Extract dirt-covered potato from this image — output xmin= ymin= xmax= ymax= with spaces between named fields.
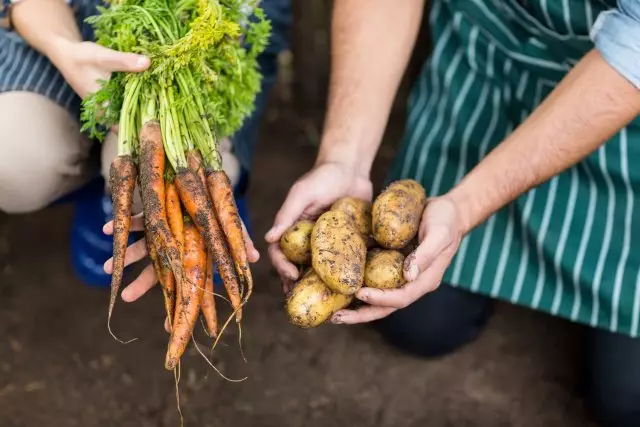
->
xmin=280 ymin=219 xmax=315 ymax=264
xmin=285 ymin=269 xmax=353 ymax=328
xmin=311 ymin=210 xmax=367 ymax=295
xmin=364 ymin=248 xmax=406 ymax=289
xmin=331 ymin=197 xmax=372 ymax=238
xmin=372 ymin=179 xmax=427 ymax=249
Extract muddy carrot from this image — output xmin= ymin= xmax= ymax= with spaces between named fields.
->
xmin=107 ymin=155 xmax=137 ymax=341
xmin=174 ymin=167 xmax=243 ymax=322
xmin=166 ymin=180 xmax=184 ymax=256
xmin=201 ymin=251 xmax=218 ymax=338
xmin=144 ymin=230 xmax=175 ymax=325
xmin=138 ymin=120 xmax=184 ymax=287
xmin=206 ymin=169 xmax=253 ymax=304
xmin=165 ymin=220 xmax=206 ymax=370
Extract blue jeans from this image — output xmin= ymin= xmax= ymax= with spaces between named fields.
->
xmin=374 ymin=285 xmax=640 ymax=427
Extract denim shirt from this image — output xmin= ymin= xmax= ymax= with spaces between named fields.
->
xmin=590 ymin=0 xmax=640 ymax=89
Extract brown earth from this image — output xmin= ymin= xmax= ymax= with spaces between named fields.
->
xmin=0 ymin=93 xmax=599 ymax=427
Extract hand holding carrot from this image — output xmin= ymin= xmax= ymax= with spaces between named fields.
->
xmin=102 ymin=214 xmax=259 ymax=304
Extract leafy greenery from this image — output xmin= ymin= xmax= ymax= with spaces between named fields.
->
xmin=80 ymin=0 xmax=271 ymax=170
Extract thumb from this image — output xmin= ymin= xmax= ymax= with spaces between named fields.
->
xmin=265 ymin=184 xmax=312 ymax=243
xmin=90 ymin=44 xmax=150 ymax=72
xmin=403 ymin=224 xmax=453 ymax=281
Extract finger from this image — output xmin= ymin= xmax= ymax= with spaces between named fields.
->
xmin=357 ymin=254 xmax=452 ymax=309
xmin=121 ymin=264 xmax=158 ymax=302
xmin=265 ymin=183 xmax=311 ymax=242
xmin=268 ymin=243 xmax=299 ymax=281
xmin=404 ymin=224 xmax=453 ymax=281
xmin=92 ymin=44 xmax=150 ymax=72
xmin=282 ymin=277 xmax=296 ymax=295
xmin=103 ymin=212 xmax=144 ymax=235
xmin=164 ymin=317 xmax=170 ymax=334
xmin=331 ymin=306 xmax=397 ymax=324
xmin=242 ymin=221 xmax=260 ymax=263
xmin=103 ymin=237 xmax=148 ymax=274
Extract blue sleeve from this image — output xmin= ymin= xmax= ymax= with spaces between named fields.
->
xmin=591 ymin=0 xmax=640 ymax=89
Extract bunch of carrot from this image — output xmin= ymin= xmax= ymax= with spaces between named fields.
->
xmin=81 ymin=0 xmax=270 ymax=370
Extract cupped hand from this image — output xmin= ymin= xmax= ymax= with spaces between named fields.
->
xmin=265 ymin=161 xmax=373 ymax=293
xmin=331 ymin=196 xmax=465 ymax=324
xmin=51 ymin=40 xmax=150 ymax=100
xmin=102 ymin=214 xmax=259 ymax=304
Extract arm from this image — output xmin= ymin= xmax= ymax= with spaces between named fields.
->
xmin=449 ymin=4 xmax=640 ymax=233
xmin=9 ymin=0 xmax=82 ymax=70
xmin=316 ymin=0 xmax=425 ymax=176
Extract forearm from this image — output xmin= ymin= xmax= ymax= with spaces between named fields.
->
xmin=316 ymin=0 xmax=425 ymax=176
xmin=11 ymin=0 xmax=81 ymax=65
xmin=449 ymin=49 xmax=640 ymax=233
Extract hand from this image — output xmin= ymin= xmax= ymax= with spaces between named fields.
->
xmin=102 ymin=213 xmax=260 ymax=304
xmin=50 ymin=40 xmax=150 ymax=99
xmin=331 ymin=196 xmax=465 ymax=324
xmin=265 ymin=161 xmax=373 ymax=293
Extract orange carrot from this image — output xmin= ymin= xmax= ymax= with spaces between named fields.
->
xmin=138 ymin=120 xmax=184 ymax=288
xmin=201 ymin=251 xmax=218 ymax=338
xmin=165 ymin=220 xmax=206 ymax=370
xmin=174 ymin=167 xmax=243 ymax=322
xmin=145 ymin=231 xmax=175 ymax=325
xmin=166 ymin=180 xmax=184 ymax=257
xmin=206 ymin=170 xmax=253 ymax=304
xmin=107 ymin=155 xmax=137 ymax=341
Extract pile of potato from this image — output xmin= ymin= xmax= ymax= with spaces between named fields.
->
xmin=280 ymin=179 xmax=428 ymax=328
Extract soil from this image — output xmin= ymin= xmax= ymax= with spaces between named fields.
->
xmin=0 ymin=95 xmax=599 ymax=427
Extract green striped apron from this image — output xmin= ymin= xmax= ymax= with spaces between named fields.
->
xmin=389 ymin=0 xmax=640 ymax=337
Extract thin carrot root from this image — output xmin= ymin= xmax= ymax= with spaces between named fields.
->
xmin=174 ymin=167 xmax=243 ymax=322
xmin=166 ymin=180 xmax=184 ymax=256
xmin=139 ymin=120 xmax=185 ymax=296
xmin=107 ymin=155 xmax=138 ymax=344
xmin=201 ymin=251 xmax=219 ymax=338
xmin=206 ymin=169 xmax=253 ymax=315
xmin=165 ymin=220 xmax=206 ymax=371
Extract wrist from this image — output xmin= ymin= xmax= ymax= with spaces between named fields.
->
xmin=315 ymin=137 xmax=375 ymax=179
xmin=441 ymin=187 xmax=476 ymax=236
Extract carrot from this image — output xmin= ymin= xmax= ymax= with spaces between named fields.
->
xmin=144 ymin=230 xmax=175 ymax=325
xmin=138 ymin=120 xmax=184 ymax=288
xmin=166 ymin=180 xmax=184 ymax=257
xmin=107 ymin=155 xmax=137 ymax=341
xmin=201 ymin=251 xmax=218 ymax=338
xmin=206 ymin=170 xmax=253 ymax=304
xmin=187 ymin=150 xmax=207 ymax=187
xmin=165 ymin=220 xmax=206 ymax=370
xmin=174 ymin=167 xmax=243 ymax=322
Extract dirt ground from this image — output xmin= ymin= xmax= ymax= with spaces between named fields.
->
xmin=0 ymin=93 xmax=601 ymax=427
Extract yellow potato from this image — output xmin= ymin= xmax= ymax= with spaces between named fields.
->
xmin=311 ymin=210 xmax=367 ymax=295
xmin=280 ymin=219 xmax=315 ymax=264
xmin=372 ymin=179 xmax=427 ymax=249
xmin=364 ymin=249 xmax=406 ymax=289
xmin=285 ymin=269 xmax=353 ymax=328
xmin=331 ymin=197 xmax=372 ymax=238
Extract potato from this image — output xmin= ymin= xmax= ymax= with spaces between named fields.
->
xmin=364 ymin=248 xmax=406 ymax=289
xmin=372 ymin=179 xmax=427 ymax=249
xmin=311 ymin=210 xmax=367 ymax=295
xmin=331 ymin=197 xmax=372 ymax=238
xmin=280 ymin=219 xmax=315 ymax=264
xmin=285 ymin=269 xmax=353 ymax=328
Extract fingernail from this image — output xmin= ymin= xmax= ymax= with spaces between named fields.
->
xmin=265 ymin=227 xmax=276 ymax=241
xmin=121 ymin=288 xmax=132 ymax=301
xmin=407 ymin=263 xmax=419 ymax=281
xmin=357 ymin=290 xmax=370 ymax=301
xmin=331 ymin=313 xmax=344 ymax=324
xmin=136 ymin=56 xmax=148 ymax=67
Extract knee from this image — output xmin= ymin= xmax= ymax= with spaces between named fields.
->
xmin=0 ymin=93 xmax=88 ymax=214
xmin=588 ymin=388 xmax=640 ymax=427
xmin=0 ymin=151 xmax=68 ymax=213
xmin=373 ymin=287 xmax=493 ymax=358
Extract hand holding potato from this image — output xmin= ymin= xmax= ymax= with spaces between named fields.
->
xmin=265 ymin=162 xmax=373 ymax=293
xmin=331 ymin=196 xmax=465 ymax=324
